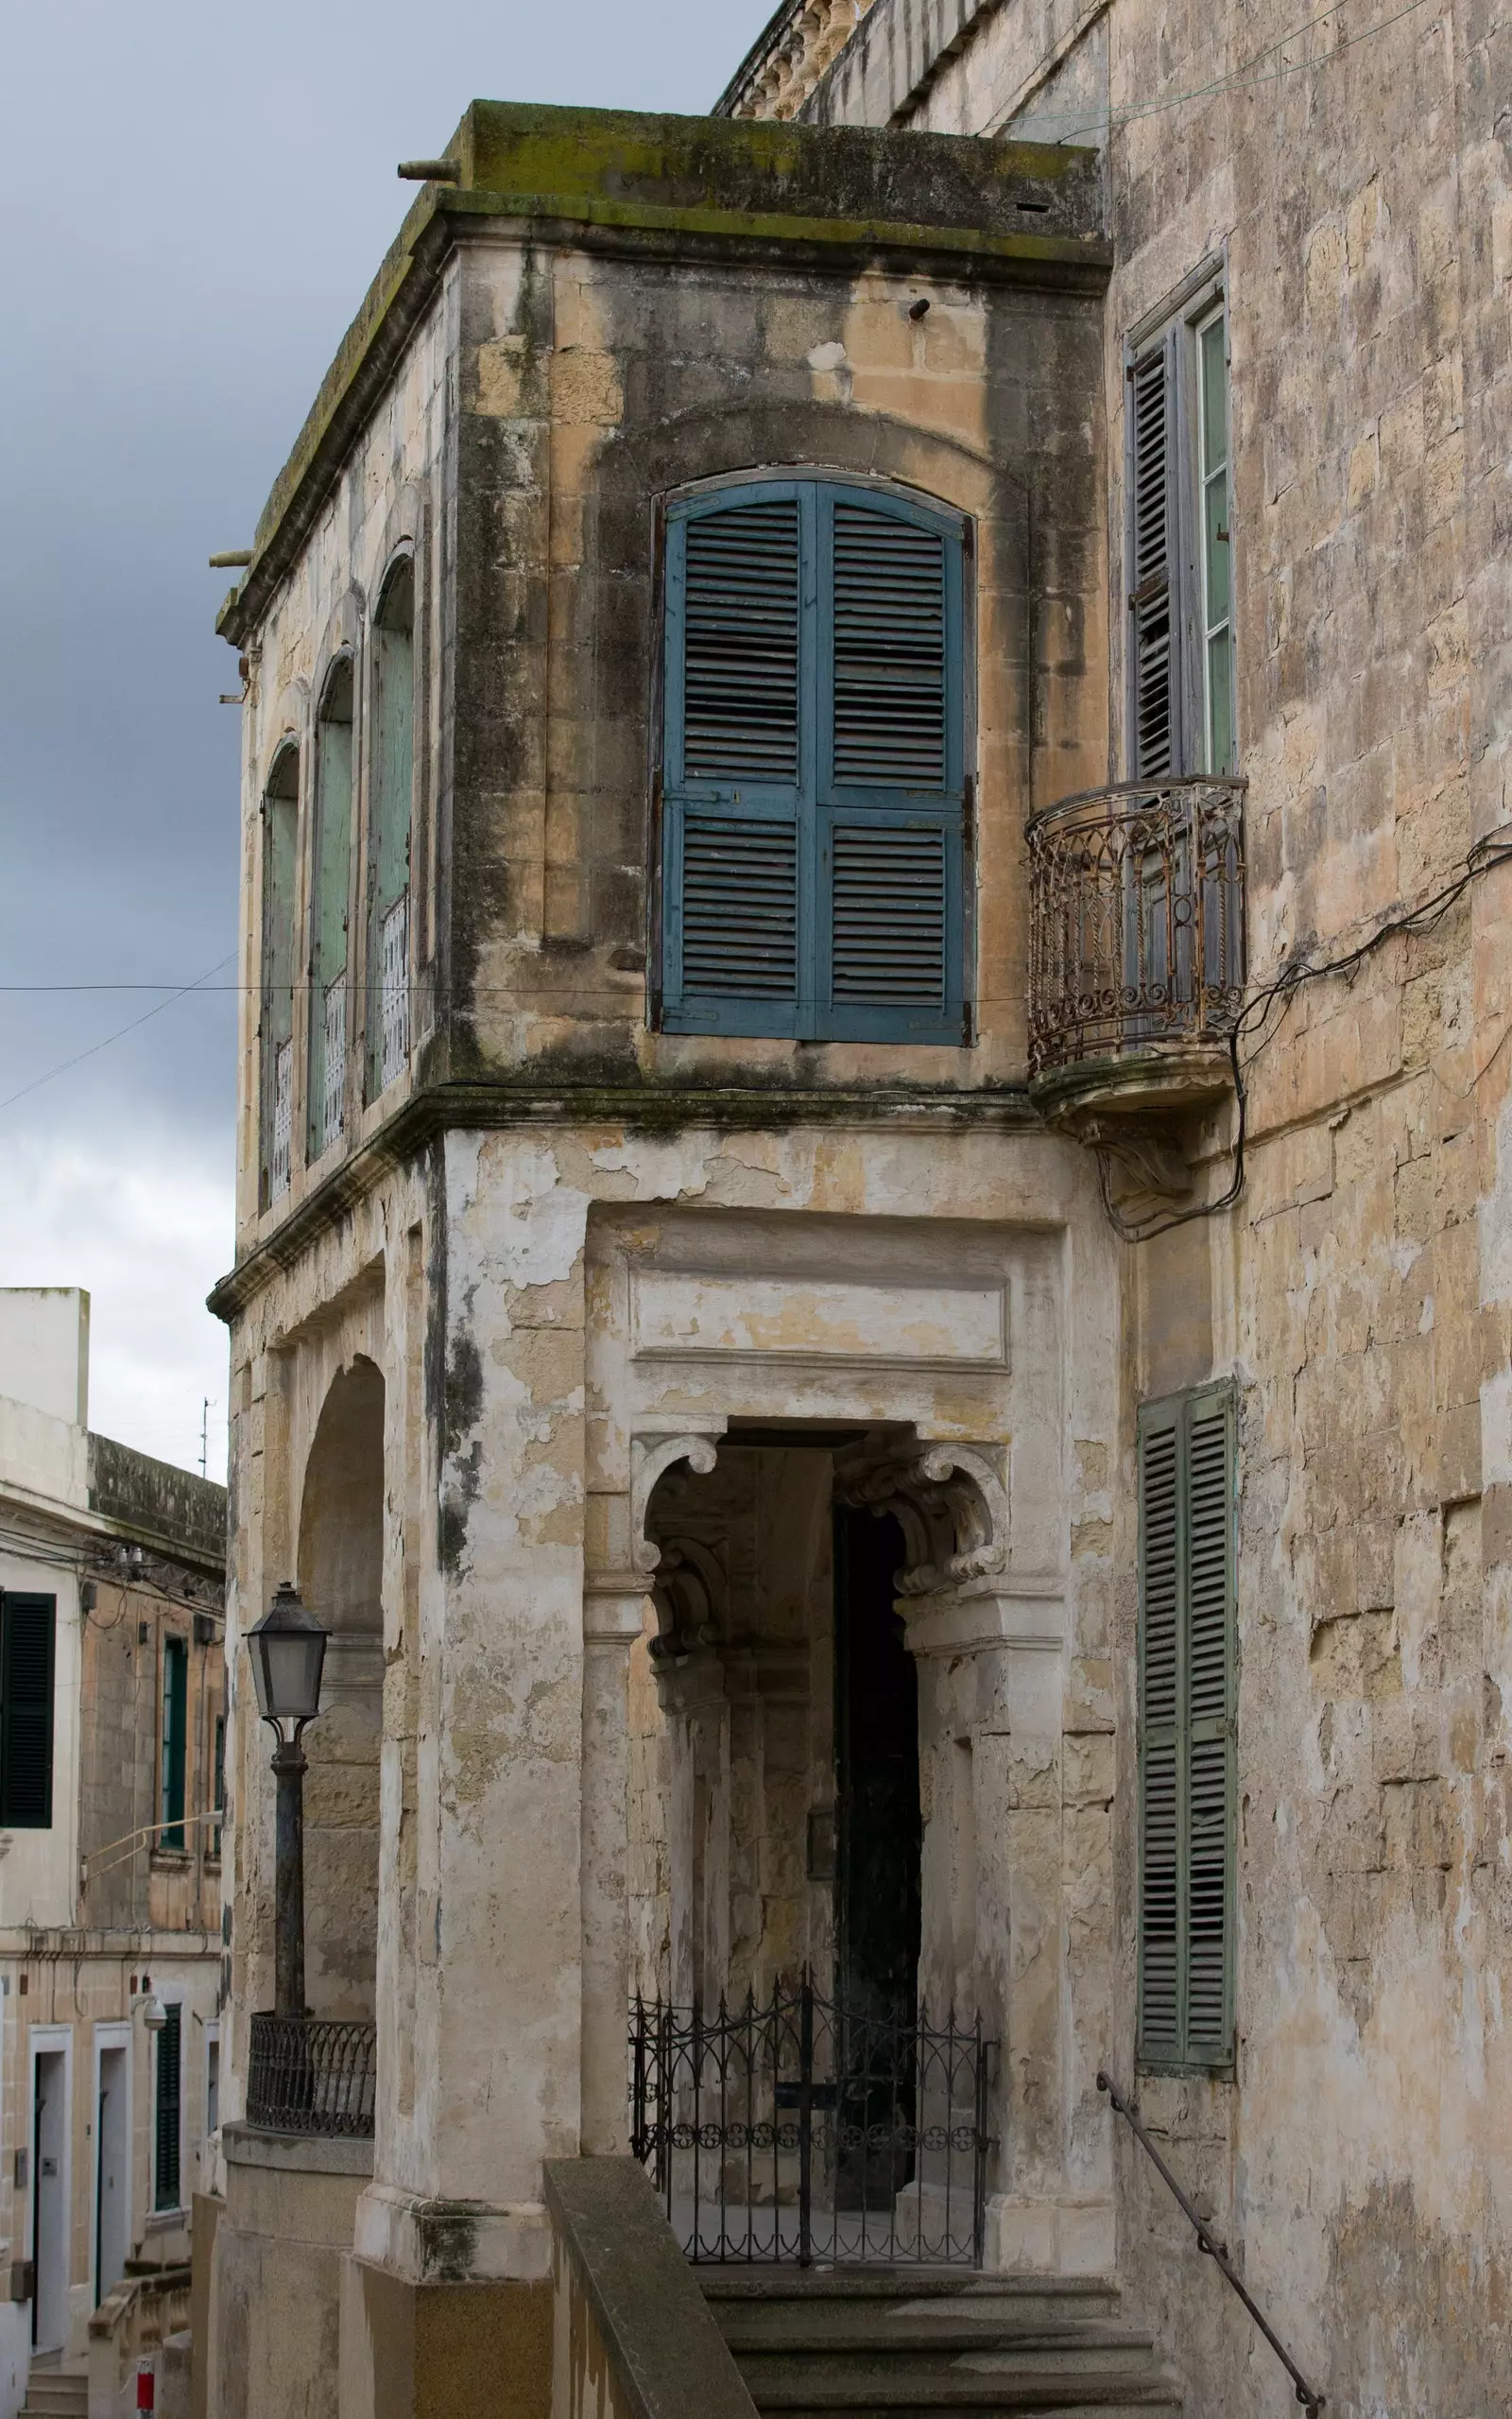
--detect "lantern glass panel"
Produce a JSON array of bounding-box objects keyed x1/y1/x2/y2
[{"x1": 250, "y1": 1625, "x2": 326, "y2": 1722}]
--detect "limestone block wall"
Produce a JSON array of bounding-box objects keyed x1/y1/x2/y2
[{"x1": 783, "y1": 0, "x2": 1512, "y2": 2403}]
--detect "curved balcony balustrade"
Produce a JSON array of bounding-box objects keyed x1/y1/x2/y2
[
  {"x1": 1026, "y1": 776, "x2": 1246, "y2": 1127},
  {"x1": 247, "y1": 2012, "x2": 376, "y2": 2137}
]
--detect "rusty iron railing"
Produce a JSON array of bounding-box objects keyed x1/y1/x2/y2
[
  {"x1": 247, "y1": 2012, "x2": 376, "y2": 2136},
  {"x1": 1027, "y1": 777, "x2": 1246, "y2": 1080},
  {"x1": 1098, "y1": 2071, "x2": 1325, "y2": 2412}
]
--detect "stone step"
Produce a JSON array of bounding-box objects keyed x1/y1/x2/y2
[
  {"x1": 730, "y1": 2334, "x2": 1160, "y2": 2379},
  {"x1": 697, "y1": 2267, "x2": 1179, "y2": 2418},
  {"x1": 747, "y1": 2404, "x2": 1180, "y2": 2419},
  {"x1": 732, "y1": 2383, "x2": 1179, "y2": 2418},
  {"x1": 701, "y1": 2272, "x2": 1125, "y2": 2328},
  {"x1": 714, "y1": 2313, "x2": 1154, "y2": 2359}
]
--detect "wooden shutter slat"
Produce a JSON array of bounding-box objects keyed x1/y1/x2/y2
[
  {"x1": 680, "y1": 813, "x2": 799, "y2": 999},
  {"x1": 1130, "y1": 343, "x2": 1177, "y2": 781},
  {"x1": 1139, "y1": 1390, "x2": 1235, "y2": 2071},
  {"x1": 832, "y1": 504, "x2": 947, "y2": 788},
  {"x1": 0, "y1": 1593, "x2": 55, "y2": 1829},
  {"x1": 684, "y1": 502, "x2": 800, "y2": 782},
  {"x1": 1138, "y1": 1410, "x2": 1181, "y2": 2060},
  {"x1": 1186, "y1": 1735, "x2": 1230, "y2": 2056},
  {"x1": 830, "y1": 824, "x2": 947, "y2": 1006},
  {"x1": 155, "y1": 2003, "x2": 181, "y2": 2209}
]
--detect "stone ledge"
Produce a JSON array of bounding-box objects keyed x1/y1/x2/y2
[
  {"x1": 544, "y1": 2156, "x2": 758, "y2": 2419},
  {"x1": 223, "y1": 2121, "x2": 374, "y2": 2178}
]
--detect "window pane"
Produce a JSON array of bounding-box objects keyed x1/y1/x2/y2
[
  {"x1": 1199, "y1": 316, "x2": 1228, "y2": 473},
  {"x1": 1204, "y1": 473, "x2": 1230, "y2": 622},
  {"x1": 1208, "y1": 631, "x2": 1234, "y2": 778}
]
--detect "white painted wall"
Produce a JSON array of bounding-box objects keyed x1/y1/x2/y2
[{"x1": 0, "y1": 1293, "x2": 88, "y2": 1430}]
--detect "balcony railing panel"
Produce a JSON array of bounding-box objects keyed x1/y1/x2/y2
[
  {"x1": 247, "y1": 2012, "x2": 375, "y2": 2136},
  {"x1": 1027, "y1": 777, "x2": 1246, "y2": 1082},
  {"x1": 630, "y1": 1978, "x2": 994, "y2": 2266}
]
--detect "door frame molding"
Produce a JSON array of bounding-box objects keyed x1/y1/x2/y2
[
  {"x1": 90, "y1": 2021, "x2": 131, "y2": 2308},
  {"x1": 27, "y1": 2023, "x2": 74, "y2": 2353}
]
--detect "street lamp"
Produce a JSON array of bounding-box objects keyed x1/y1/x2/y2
[{"x1": 247, "y1": 1581, "x2": 328, "y2": 2019}]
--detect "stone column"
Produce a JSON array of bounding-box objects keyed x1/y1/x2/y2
[
  {"x1": 579, "y1": 1572, "x2": 651, "y2": 2155},
  {"x1": 840, "y1": 1435, "x2": 1112, "y2": 2276}
]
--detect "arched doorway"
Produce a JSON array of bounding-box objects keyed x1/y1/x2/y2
[{"x1": 297, "y1": 1356, "x2": 384, "y2": 2019}]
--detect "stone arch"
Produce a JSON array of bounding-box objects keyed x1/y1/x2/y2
[{"x1": 296, "y1": 1354, "x2": 385, "y2": 2019}]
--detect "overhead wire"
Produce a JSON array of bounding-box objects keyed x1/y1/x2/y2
[
  {"x1": 1096, "y1": 830, "x2": 1512, "y2": 1244},
  {"x1": 0, "y1": 954, "x2": 235, "y2": 1113},
  {"x1": 994, "y1": 0, "x2": 1438, "y2": 142}
]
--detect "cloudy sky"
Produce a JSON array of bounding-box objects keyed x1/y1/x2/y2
[{"x1": 0, "y1": 0, "x2": 768, "y2": 1483}]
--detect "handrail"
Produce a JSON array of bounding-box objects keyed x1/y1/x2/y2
[{"x1": 1097, "y1": 2070, "x2": 1325, "y2": 2414}]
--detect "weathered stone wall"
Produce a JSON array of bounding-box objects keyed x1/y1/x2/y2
[{"x1": 782, "y1": 0, "x2": 1512, "y2": 2405}]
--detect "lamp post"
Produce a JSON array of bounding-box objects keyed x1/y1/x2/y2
[{"x1": 247, "y1": 1581, "x2": 328, "y2": 2020}]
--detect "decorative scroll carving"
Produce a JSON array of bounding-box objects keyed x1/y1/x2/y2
[
  {"x1": 833, "y1": 1434, "x2": 1008, "y2": 1598},
  {"x1": 629, "y1": 1432, "x2": 722, "y2": 1576},
  {"x1": 646, "y1": 1537, "x2": 725, "y2": 1667}
]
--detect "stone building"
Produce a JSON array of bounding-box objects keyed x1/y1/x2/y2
[
  {"x1": 204, "y1": 7, "x2": 1511, "y2": 2408},
  {"x1": 0, "y1": 1291, "x2": 225, "y2": 2413}
]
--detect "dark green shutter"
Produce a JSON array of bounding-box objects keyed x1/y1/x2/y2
[
  {"x1": 1128, "y1": 337, "x2": 1179, "y2": 780},
  {"x1": 1138, "y1": 1386, "x2": 1235, "y2": 2069},
  {"x1": 0, "y1": 1594, "x2": 55, "y2": 1828},
  {"x1": 154, "y1": 2003, "x2": 181, "y2": 2210},
  {"x1": 161, "y1": 1636, "x2": 187, "y2": 1852},
  {"x1": 662, "y1": 478, "x2": 968, "y2": 1045}
]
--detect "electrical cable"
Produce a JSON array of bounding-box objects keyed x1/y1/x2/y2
[
  {"x1": 988, "y1": 0, "x2": 1436, "y2": 141},
  {"x1": 0, "y1": 954, "x2": 234, "y2": 1114},
  {"x1": 1093, "y1": 829, "x2": 1512, "y2": 1243}
]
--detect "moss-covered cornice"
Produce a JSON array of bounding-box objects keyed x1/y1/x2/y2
[
  {"x1": 216, "y1": 100, "x2": 1106, "y2": 647},
  {"x1": 206, "y1": 1075, "x2": 1042, "y2": 1323}
]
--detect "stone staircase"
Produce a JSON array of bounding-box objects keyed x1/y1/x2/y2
[
  {"x1": 21, "y1": 2367, "x2": 89, "y2": 2419},
  {"x1": 700, "y1": 2270, "x2": 1183, "y2": 2417}
]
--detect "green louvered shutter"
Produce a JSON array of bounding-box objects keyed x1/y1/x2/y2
[
  {"x1": 0, "y1": 1593, "x2": 55, "y2": 1828},
  {"x1": 1137, "y1": 1408, "x2": 1181, "y2": 2062},
  {"x1": 155, "y1": 2002, "x2": 182, "y2": 2209},
  {"x1": 662, "y1": 479, "x2": 969, "y2": 1044},
  {"x1": 1138, "y1": 1386, "x2": 1236, "y2": 2069},
  {"x1": 1128, "y1": 336, "x2": 1180, "y2": 780}
]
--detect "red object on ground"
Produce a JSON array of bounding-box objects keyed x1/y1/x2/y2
[{"x1": 136, "y1": 2367, "x2": 155, "y2": 2412}]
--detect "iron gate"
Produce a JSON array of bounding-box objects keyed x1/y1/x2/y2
[{"x1": 629, "y1": 1976, "x2": 996, "y2": 2265}]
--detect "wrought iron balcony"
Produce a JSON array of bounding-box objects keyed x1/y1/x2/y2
[
  {"x1": 1026, "y1": 776, "x2": 1246, "y2": 1122},
  {"x1": 247, "y1": 2012, "x2": 376, "y2": 2136}
]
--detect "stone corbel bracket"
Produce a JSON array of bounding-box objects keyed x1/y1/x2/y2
[
  {"x1": 836, "y1": 1435, "x2": 1009, "y2": 1598},
  {"x1": 630, "y1": 1429, "x2": 728, "y2": 1669},
  {"x1": 629, "y1": 1430, "x2": 724, "y2": 1577}
]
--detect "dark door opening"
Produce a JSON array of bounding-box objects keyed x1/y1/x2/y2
[{"x1": 833, "y1": 1505, "x2": 921, "y2": 2207}]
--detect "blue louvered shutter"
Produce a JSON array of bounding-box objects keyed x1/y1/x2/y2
[
  {"x1": 661, "y1": 490, "x2": 804, "y2": 1035},
  {"x1": 662, "y1": 479, "x2": 970, "y2": 1044},
  {"x1": 1138, "y1": 1385, "x2": 1236, "y2": 2071},
  {"x1": 817, "y1": 490, "x2": 966, "y2": 1042}
]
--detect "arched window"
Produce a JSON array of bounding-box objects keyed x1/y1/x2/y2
[
  {"x1": 368, "y1": 561, "x2": 414, "y2": 1097},
  {"x1": 309, "y1": 658, "x2": 353, "y2": 1157},
  {"x1": 261, "y1": 744, "x2": 299, "y2": 1204},
  {"x1": 658, "y1": 475, "x2": 971, "y2": 1044}
]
